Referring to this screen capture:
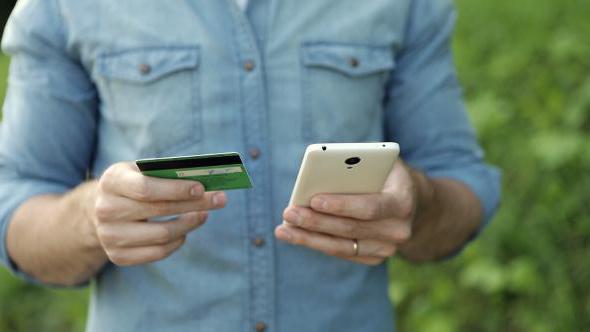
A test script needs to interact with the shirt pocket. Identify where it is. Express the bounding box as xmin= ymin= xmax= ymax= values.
xmin=97 ymin=46 xmax=201 ymax=156
xmin=301 ymin=42 xmax=395 ymax=143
